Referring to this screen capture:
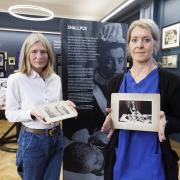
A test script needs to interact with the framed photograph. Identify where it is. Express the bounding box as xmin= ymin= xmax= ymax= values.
xmin=0 ymin=78 xmax=7 ymax=110
xmin=36 ymin=100 xmax=78 ymax=124
xmin=0 ymin=72 xmax=5 ymax=78
xmin=111 ymin=93 xmax=160 ymax=132
xmin=162 ymin=55 xmax=178 ymax=68
xmin=0 ymin=52 xmax=4 ymax=66
xmin=8 ymin=57 xmax=16 ymax=65
xmin=0 ymin=51 xmax=7 ymax=60
xmin=162 ymin=23 xmax=180 ymax=49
